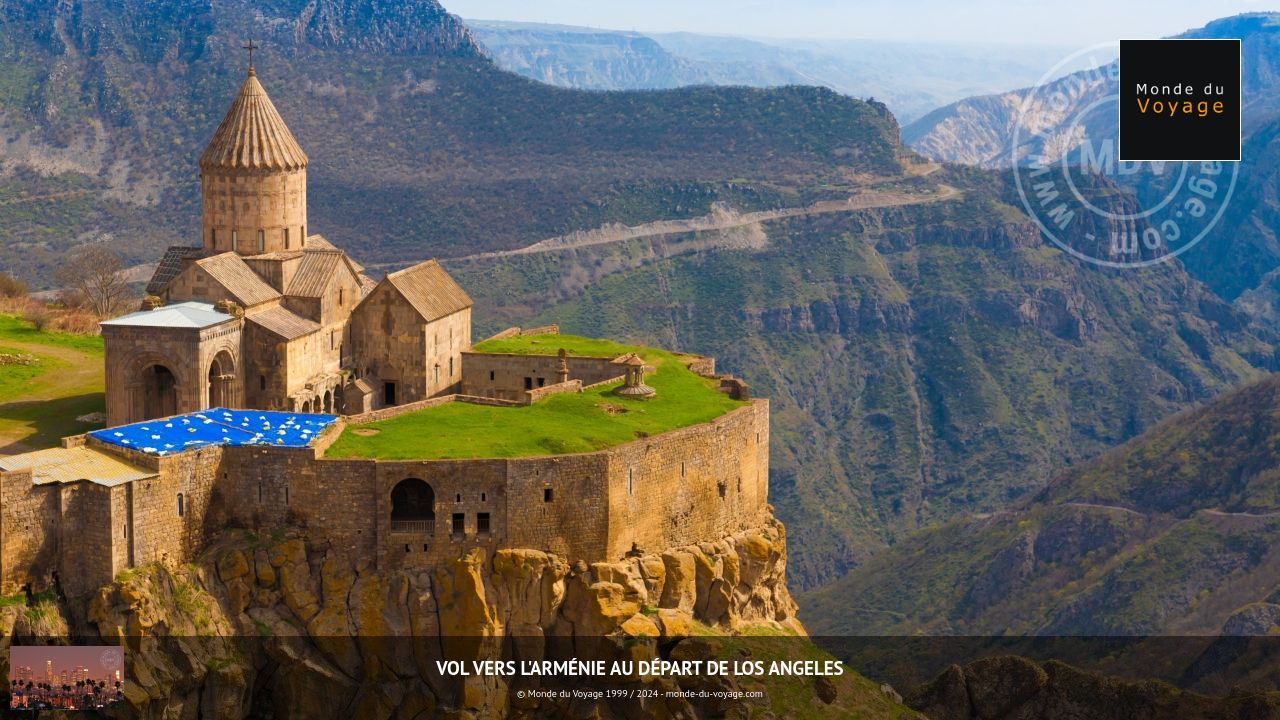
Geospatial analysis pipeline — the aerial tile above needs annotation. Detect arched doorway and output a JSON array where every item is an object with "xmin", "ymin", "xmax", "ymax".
[
  {"xmin": 322, "ymin": 389, "xmax": 333, "ymax": 414},
  {"xmin": 390, "ymin": 478, "xmax": 435, "ymax": 534},
  {"xmin": 208, "ymin": 351, "xmax": 235, "ymax": 408},
  {"xmin": 301, "ymin": 399, "xmax": 312, "ymax": 413},
  {"xmin": 333, "ymin": 384, "xmax": 346, "ymax": 415},
  {"xmin": 141, "ymin": 364, "xmax": 177, "ymax": 419}
]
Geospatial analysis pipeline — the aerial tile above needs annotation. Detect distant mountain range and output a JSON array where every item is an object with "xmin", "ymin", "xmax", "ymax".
[
  {"xmin": 468, "ymin": 19, "xmax": 1084, "ymax": 124},
  {"xmin": 803, "ymin": 368, "xmax": 1280, "ymax": 638},
  {"xmin": 904, "ymin": 13, "xmax": 1280, "ymax": 166}
]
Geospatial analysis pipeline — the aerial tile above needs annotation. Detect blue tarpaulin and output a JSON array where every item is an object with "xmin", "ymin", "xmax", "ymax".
[{"xmin": 89, "ymin": 408, "xmax": 338, "ymax": 456}]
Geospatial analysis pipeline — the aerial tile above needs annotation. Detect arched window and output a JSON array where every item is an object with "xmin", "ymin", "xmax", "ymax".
[
  {"xmin": 256, "ymin": 229, "xmax": 265, "ymax": 253},
  {"xmin": 177, "ymin": 493, "xmax": 185, "ymax": 517},
  {"xmin": 390, "ymin": 478, "xmax": 435, "ymax": 534}
]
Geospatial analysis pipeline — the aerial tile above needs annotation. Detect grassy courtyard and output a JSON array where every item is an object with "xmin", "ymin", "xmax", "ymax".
[
  {"xmin": 325, "ymin": 335, "xmax": 743, "ymax": 460},
  {"xmin": 0, "ymin": 314, "xmax": 105, "ymax": 454}
]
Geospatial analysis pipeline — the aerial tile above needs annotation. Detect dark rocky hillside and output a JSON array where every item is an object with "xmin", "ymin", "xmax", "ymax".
[
  {"xmin": 449, "ymin": 172, "xmax": 1280, "ymax": 591},
  {"xmin": 0, "ymin": 0, "xmax": 901, "ymax": 287},
  {"xmin": 802, "ymin": 368, "xmax": 1280, "ymax": 637}
]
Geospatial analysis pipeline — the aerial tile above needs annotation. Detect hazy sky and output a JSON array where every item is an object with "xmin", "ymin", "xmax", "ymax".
[{"xmin": 441, "ymin": 1, "xmax": 1275, "ymax": 46}]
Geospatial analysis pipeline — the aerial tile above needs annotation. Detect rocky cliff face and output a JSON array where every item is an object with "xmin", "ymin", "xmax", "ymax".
[{"xmin": 59, "ymin": 520, "xmax": 808, "ymax": 718}]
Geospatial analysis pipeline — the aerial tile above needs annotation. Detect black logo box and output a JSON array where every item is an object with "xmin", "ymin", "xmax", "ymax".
[{"xmin": 1118, "ymin": 38, "xmax": 1240, "ymax": 162}]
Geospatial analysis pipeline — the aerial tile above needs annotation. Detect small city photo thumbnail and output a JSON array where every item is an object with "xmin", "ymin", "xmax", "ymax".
[{"xmin": 7, "ymin": 645, "xmax": 124, "ymax": 711}]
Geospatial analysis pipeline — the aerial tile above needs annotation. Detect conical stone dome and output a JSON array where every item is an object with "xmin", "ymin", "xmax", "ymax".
[{"xmin": 199, "ymin": 69, "xmax": 309, "ymax": 172}]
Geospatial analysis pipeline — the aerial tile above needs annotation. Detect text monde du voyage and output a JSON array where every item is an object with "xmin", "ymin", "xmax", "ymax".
[{"xmin": 1134, "ymin": 82, "xmax": 1229, "ymax": 118}]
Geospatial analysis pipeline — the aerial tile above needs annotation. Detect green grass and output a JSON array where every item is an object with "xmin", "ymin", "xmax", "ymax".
[
  {"xmin": 0, "ymin": 345, "xmax": 47, "ymax": 402},
  {"xmin": 326, "ymin": 335, "xmax": 743, "ymax": 460},
  {"xmin": 473, "ymin": 334, "xmax": 641, "ymax": 358},
  {"xmin": 0, "ymin": 314, "xmax": 105, "ymax": 450},
  {"xmin": 0, "ymin": 315, "xmax": 104, "ymax": 353}
]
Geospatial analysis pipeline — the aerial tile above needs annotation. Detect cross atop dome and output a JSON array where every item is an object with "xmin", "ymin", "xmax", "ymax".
[{"xmin": 243, "ymin": 39, "xmax": 258, "ymax": 74}]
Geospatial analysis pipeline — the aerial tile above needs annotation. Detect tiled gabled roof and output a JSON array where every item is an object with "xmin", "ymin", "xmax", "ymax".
[
  {"xmin": 146, "ymin": 246, "xmax": 208, "ymax": 296},
  {"xmin": 199, "ymin": 69, "xmax": 309, "ymax": 172},
  {"xmin": 195, "ymin": 253, "xmax": 281, "ymax": 307},
  {"xmin": 246, "ymin": 305, "xmax": 320, "ymax": 340},
  {"xmin": 383, "ymin": 260, "xmax": 473, "ymax": 322},
  {"xmin": 286, "ymin": 250, "xmax": 343, "ymax": 298}
]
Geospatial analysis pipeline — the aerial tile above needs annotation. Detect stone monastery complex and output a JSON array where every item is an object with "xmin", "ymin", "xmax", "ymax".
[{"xmin": 0, "ymin": 67, "xmax": 769, "ymax": 603}]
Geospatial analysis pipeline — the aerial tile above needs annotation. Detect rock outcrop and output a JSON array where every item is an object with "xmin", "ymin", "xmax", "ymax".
[{"xmin": 71, "ymin": 519, "xmax": 802, "ymax": 719}]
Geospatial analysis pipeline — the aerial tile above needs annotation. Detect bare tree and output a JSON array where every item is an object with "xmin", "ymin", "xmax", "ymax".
[{"xmin": 55, "ymin": 245, "xmax": 130, "ymax": 318}]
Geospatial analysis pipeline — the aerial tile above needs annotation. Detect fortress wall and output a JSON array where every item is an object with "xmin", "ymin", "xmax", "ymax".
[
  {"xmin": 0, "ymin": 470, "xmax": 58, "ymax": 595},
  {"xmin": 603, "ymin": 401, "xmax": 770, "ymax": 560},
  {"xmin": 219, "ymin": 446, "xmax": 330, "ymax": 529},
  {"xmin": 505, "ymin": 454, "xmax": 611, "ymax": 560},
  {"xmin": 460, "ymin": 353, "xmax": 625, "ymax": 401},
  {"xmin": 57, "ymin": 482, "xmax": 116, "ymax": 596},
  {"xmin": 128, "ymin": 447, "xmax": 224, "ymax": 567},
  {"xmin": 374, "ymin": 460, "xmax": 508, "ymax": 569}
]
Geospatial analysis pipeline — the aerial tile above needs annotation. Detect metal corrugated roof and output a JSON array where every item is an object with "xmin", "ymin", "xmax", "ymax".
[
  {"xmin": 195, "ymin": 253, "xmax": 281, "ymax": 307},
  {"xmin": 247, "ymin": 305, "xmax": 320, "ymax": 340},
  {"xmin": 101, "ymin": 301, "xmax": 233, "ymax": 329},
  {"xmin": 0, "ymin": 446, "xmax": 156, "ymax": 487},
  {"xmin": 384, "ymin": 260, "xmax": 473, "ymax": 322}
]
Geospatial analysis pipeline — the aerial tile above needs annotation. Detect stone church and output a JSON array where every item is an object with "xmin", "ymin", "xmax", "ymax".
[{"xmin": 102, "ymin": 65, "xmax": 472, "ymax": 426}]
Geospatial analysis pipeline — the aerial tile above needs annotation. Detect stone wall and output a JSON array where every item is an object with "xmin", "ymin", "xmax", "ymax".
[
  {"xmin": 2, "ymin": 396, "xmax": 769, "ymax": 599},
  {"xmin": 459, "ymin": 352, "xmax": 624, "ymax": 401},
  {"xmin": 0, "ymin": 470, "xmax": 57, "ymax": 595},
  {"xmin": 201, "ymin": 167, "xmax": 307, "ymax": 255},
  {"xmin": 348, "ymin": 286, "xmax": 470, "ymax": 407},
  {"xmin": 603, "ymin": 402, "xmax": 769, "ymax": 559},
  {"xmin": 102, "ymin": 320, "xmax": 244, "ymax": 426}
]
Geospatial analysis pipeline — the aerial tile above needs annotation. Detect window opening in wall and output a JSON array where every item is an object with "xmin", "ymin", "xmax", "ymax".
[
  {"xmin": 489, "ymin": 371, "xmax": 495, "ymax": 381},
  {"xmin": 718, "ymin": 482, "xmax": 726, "ymax": 499},
  {"xmin": 211, "ymin": 228, "xmax": 217, "ymax": 248},
  {"xmin": 177, "ymin": 493, "xmax": 185, "ymax": 517},
  {"xmin": 481, "ymin": 492, "xmax": 486, "ymax": 502},
  {"xmin": 537, "ymin": 377, "xmax": 545, "ymax": 387},
  {"xmin": 434, "ymin": 365, "xmax": 440, "ymax": 385},
  {"xmin": 123, "ymin": 523, "xmax": 127, "ymax": 539},
  {"xmin": 232, "ymin": 230, "xmax": 238, "ymax": 247},
  {"xmin": 259, "ymin": 375, "xmax": 267, "ymax": 391},
  {"xmin": 423, "ymin": 544, "xmax": 429, "ymax": 552},
  {"xmin": 384, "ymin": 381, "xmax": 397, "ymax": 406},
  {"xmin": 455, "ymin": 493, "xmax": 462, "ymax": 503},
  {"xmin": 628, "ymin": 468, "xmax": 634, "ymax": 496},
  {"xmin": 452, "ymin": 513, "xmax": 465, "ymax": 535},
  {"xmin": 681, "ymin": 462, "xmax": 686, "ymax": 478},
  {"xmin": 544, "ymin": 488, "xmax": 553, "ymax": 502},
  {"xmin": 257, "ymin": 229, "xmax": 265, "ymax": 252},
  {"xmin": 284, "ymin": 228, "xmax": 290, "ymax": 249},
  {"xmin": 737, "ymin": 476, "xmax": 742, "ymax": 493},
  {"xmin": 405, "ymin": 544, "xmax": 410, "ymax": 553},
  {"xmin": 338, "ymin": 288, "xmax": 344, "ymax": 306},
  {"xmin": 285, "ymin": 485, "xmax": 290, "ymax": 505},
  {"xmin": 477, "ymin": 513, "xmax": 490, "ymax": 534},
  {"xmin": 450, "ymin": 358, "xmax": 455, "ymax": 377},
  {"xmin": 524, "ymin": 377, "xmax": 533, "ymax": 390}
]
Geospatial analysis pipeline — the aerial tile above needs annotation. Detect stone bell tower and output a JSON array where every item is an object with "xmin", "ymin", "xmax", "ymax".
[{"xmin": 199, "ymin": 60, "xmax": 309, "ymax": 256}]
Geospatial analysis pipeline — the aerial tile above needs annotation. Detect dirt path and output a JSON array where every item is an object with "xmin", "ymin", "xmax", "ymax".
[
  {"xmin": 448, "ymin": 184, "xmax": 961, "ymax": 263},
  {"xmin": 0, "ymin": 339, "xmax": 101, "ymax": 400},
  {"xmin": 364, "ymin": 179, "xmax": 962, "ymax": 272}
]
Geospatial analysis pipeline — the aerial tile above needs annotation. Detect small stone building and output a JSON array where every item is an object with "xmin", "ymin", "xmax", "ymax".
[{"xmin": 102, "ymin": 66, "xmax": 472, "ymax": 426}]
